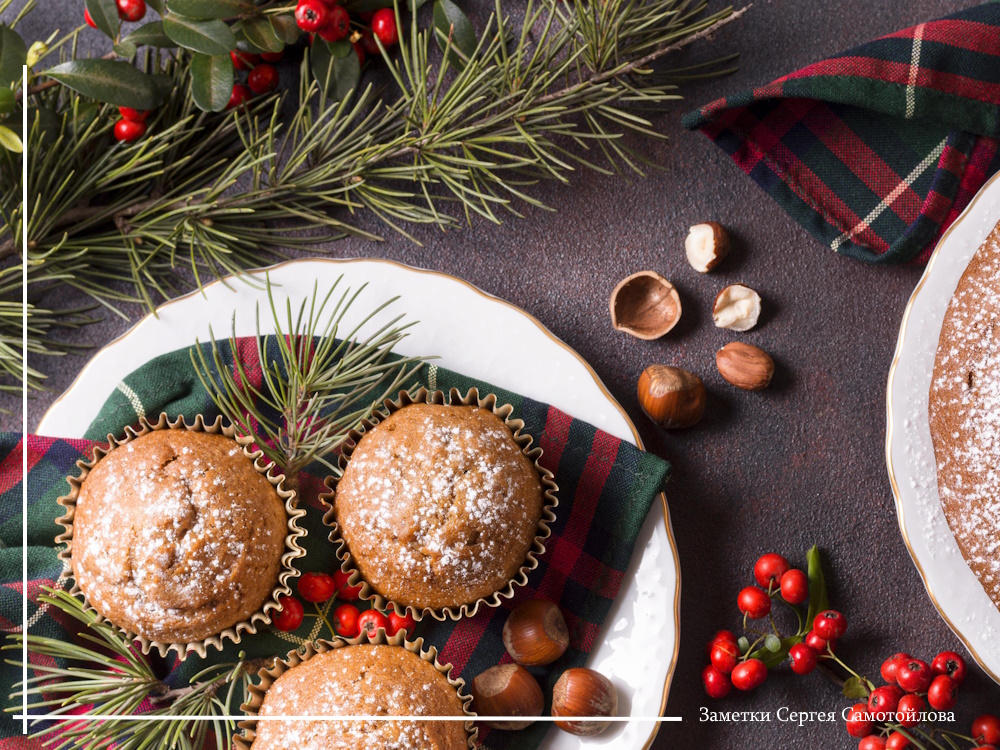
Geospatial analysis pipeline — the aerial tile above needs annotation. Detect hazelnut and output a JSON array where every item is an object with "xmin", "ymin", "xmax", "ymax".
[
  {"xmin": 716, "ymin": 342, "xmax": 774, "ymax": 391},
  {"xmin": 471, "ymin": 664, "xmax": 544, "ymax": 730},
  {"xmin": 551, "ymin": 667, "xmax": 618, "ymax": 736},
  {"xmin": 503, "ymin": 599, "xmax": 569, "ymax": 667},
  {"xmin": 609, "ymin": 271, "xmax": 682, "ymax": 340},
  {"xmin": 712, "ymin": 284, "xmax": 762, "ymax": 332},
  {"xmin": 685, "ymin": 222, "xmax": 730, "ymax": 273},
  {"xmin": 637, "ymin": 365, "xmax": 707, "ymax": 429}
]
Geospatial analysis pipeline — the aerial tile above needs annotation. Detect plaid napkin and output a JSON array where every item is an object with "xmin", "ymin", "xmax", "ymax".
[
  {"xmin": 683, "ymin": 2, "xmax": 1000, "ymax": 264},
  {"xmin": 0, "ymin": 337, "xmax": 671, "ymax": 749}
]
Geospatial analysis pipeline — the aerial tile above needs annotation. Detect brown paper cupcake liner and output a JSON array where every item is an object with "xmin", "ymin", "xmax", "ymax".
[
  {"xmin": 234, "ymin": 630, "xmax": 478, "ymax": 750},
  {"xmin": 319, "ymin": 386, "xmax": 559, "ymax": 622},
  {"xmin": 54, "ymin": 413, "xmax": 308, "ymax": 661}
]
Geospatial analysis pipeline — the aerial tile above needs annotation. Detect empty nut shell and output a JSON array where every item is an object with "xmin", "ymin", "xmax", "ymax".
[
  {"xmin": 716, "ymin": 342, "xmax": 775, "ymax": 391},
  {"xmin": 551, "ymin": 667, "xmax": 618, "ymax": 736},
  {"xmin": 503, "ymin": 599, "xmax": 570, "ymax": 667},
  {"xmin": 471, "ymin": 664, "xmax": 544, "ymax": 730},
  {"xmin": 609, "ymin": 271, "xmax": 682, "ymax": 340}
]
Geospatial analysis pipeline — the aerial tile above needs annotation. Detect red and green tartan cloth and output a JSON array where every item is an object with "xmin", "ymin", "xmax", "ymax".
[
  {"xmin": 683, "ymin": 1, "xmax": 1000, "ymax": 264},
  {"xmin": 0, "ymin": 337, "xmax": 671, "ymax": 749}
]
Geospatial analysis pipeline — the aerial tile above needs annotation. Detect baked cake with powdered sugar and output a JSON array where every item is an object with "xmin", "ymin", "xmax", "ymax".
[
  {"xmin": 250, "ymin": 644, "xmax": 469, "ymax": 749},
  {"xmin": 71, "ymin": 429, "xmax": 289, "ymax": 643},
  {"xmin": 929, "ymin": 218, "xmax": 1000, "ymax": 610},
  {"xmin": 333, "ymin": 403, "xmax": 545, "ymax": 611}
]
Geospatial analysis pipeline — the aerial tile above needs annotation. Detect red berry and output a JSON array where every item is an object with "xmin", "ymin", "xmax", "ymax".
[
  {"xmin": 226, "ymin": 83, "xmax": 253, "ymax": 110},
  {"xmin": 230, "ymin": 50, "xmax": 261, "ymax": 71},
  {"xmin": 896, "ymin": 694, "xmax": 924, "ymax": 729},
  {"xmin": 371, "ymin": 7, "xmax": 399, "ymax": 46},
  {"xmin": 880, "ymin": 652, "xmax": 911, "ymax": 685},
  {"xmin": 318, "ymin": 5, "xmax": 350, "ymax": 42},
  {"xmin": 116, "ymin": 0, "xmax": 146, "ymax": 22},
  {"xmin": 974, "ymin": 715, "xmax": 1000, "ymax": 745},
  {"xmin": 868, "ymin": 685, "xmax": 903, "ymax": 715},
  {"xmin": 248, "ymin": 63, "xmax": 279, "ymax": 95},
  {"xmin": 271, "ymin": 595, "xmax": 304, "ymax": 631},
  {"xmin": 926, "ymin": 675, "xmax": 957, "ymax": 711},
  {"xmin": 333, "ymin": 603, "xmax": 360, "ymax": 637},
  {"xmin": 333, "ymin": 569, "xmax": 362, "ymax": 601},
  {"xmin": 710, "ymin": 640, "xmax": 740, "ymax": 675},
  {"xmin": 113, "ymin": 118, "xmax": 146, "ymax": 143},
  {"xmin": 929, "ymin": 650, "xmax": 966, "ymax": 686},
  {"xmin": 357, "ymin": 609, "xmax": 389, "ymax": 639},
  {"xmin": 859, "ymin": 736, "xmax": 887, "ymax": 750},
  {"xmin": 845, "ymin": 704, "xmax": 873, "ymax": 738},
  {"xmin": 896, "ymin": 659, "xmax": 931, "ymax": 694},
  {"xmin": 788, "ymin": 643, "xmax": 817, "ymax": 675},
  {"xmin": 779, "ymin": 568, "xmax": 808, "ymax": 604},
  {"xmin": 702, "ymin": 665, "xmax": 731, "ymax": 699},
  {"xmin": 804, "ymin": 630, "xmax": 836, "ymax": 658},
  {"xmin": 753, "ymin": 553, "xmax": 790, "ymax": 590},
  {"xmin": 706, "ymin": 629, "xmax": 737, "ymax": 658},
  {"xmin": 118, "ymin": 107, "xmax": 150, "ymax": 123},
  {"xmin": 353, "ymin": 41, "xmax": 365, "ymax": 65},
  {"xmin": 298, "ymin": 571, "xmax": 337, "ymax": 603},
  {"xmin": 737, "ymin": 586, "xmax": 772, "ymax": 619},
  {"xmin": 813, "ymin": 610, "xmax": 847, "ymax": 640},
  {"xmin": 386, "ymin": 609, "xmax": 416, "ymax": 638},
  {"xmin": 84, "ymin": 8, "xmax": 98, "ymax": 28},
  {"xmin": 730, "ymin": 659, "xmax": 766, "ymax": 691},
  {"xmin": 885, "ymin": 732, "xmax": 911, "ymax": 750},
  {"xmin": 261, "ymin": 50, "xmax": 284, "ymax": 62},
  {"xmin": 360, "ymin": 29, "xmax": 379, "ymax": 55},
  {"xmin": 295, "ymin": 0, "xmax": 329, "ymax": 33}
]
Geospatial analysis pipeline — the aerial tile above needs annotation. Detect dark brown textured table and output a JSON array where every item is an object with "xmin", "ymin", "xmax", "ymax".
[{"xmin": 12, "ymin": 0, "xmax": 1000, "ymax": 746}]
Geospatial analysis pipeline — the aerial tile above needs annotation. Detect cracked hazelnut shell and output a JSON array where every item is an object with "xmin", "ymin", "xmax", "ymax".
[
  {"xmin": 609, "ymin": 271, "xmax": 682, "ymax": 340},
  {"xmin": 685, "ymin": 222, "xmax": 730, "ymax": 273}
]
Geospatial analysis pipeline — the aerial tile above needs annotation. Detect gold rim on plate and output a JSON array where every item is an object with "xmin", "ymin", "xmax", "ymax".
[
  {"xmin": 885, "ymin": 168, "xmax": 1000, "ymax": 685},
  {"xmin": 39, "ymin": 256, "xmax": 681, "ymax": 748}
]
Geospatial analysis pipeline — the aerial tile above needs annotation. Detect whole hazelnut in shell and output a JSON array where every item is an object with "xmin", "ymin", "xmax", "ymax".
[
  {"xmin": 503, "ymin": 599, "xmax": 570, "ymax": 667},
  {"xmin": 551, "ymin": 667, "xmax": 618, "ymax": 736},
  {"xmin": 471, "ymin": 664, "xmax": 544, "ymax": 730},
  {"xmin": 637, "ymin": 365, "xmax": 707, "ymax": 429}
]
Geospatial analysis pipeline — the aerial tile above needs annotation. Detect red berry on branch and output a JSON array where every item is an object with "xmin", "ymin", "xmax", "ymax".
[
  {"xmin": 84, "ymin": 8, "xmax": 98, "ymax": 28},
  {"xmin": 118, "ymin": 106, "xmax": 150, "ymax": 123},
  {"xmin": 926, "ymin": 675, "xmax": 957, "ymax": 711},
  {"xmin": 371, "ymin": 8, "xmax": 399, "ymax": 46},
  {"xmin": 357, "ymin": 609, "xmax": 389, "ymax": 639},
  {"xmin": 896, "ymin": 694, "xmax": 924, "ymax": 729},
  {"xmin": 333, "ymin": 603, "xmax": 361, "ymax": 637},
  {"xmin": 360, "ymin": 29, "xmax": 379, "ymax": 55},
  {"xmin": 261, "ymin": 50, "xmax": 284, "ymax": 62},
  {"xmin": 788, "ymin": 643, "xmax": 817, "ymax": 675},
  {"xmin": 318, "ymin": 5, "xmax": 351, "ymax": 42},
  {"xmin": 730, "ymin": 659, "xmax": 766, "ymax": 691},
  {"xmin": 298, "ymin": 571, "xmax": 337, "ymax": 602},
  {"xmin": 333, "ymin": 569, "xmax": 362, "ymax": 601},
  {"xmin": 737, "ymin": 586, "xmax": 771, "ymax": 619},
  {"xmin": 230, "ymin": 50, "xmax": 260, "ymax": 71},
  {"xmin": 248, "ymin": 63, "xmax": 279, "ymax": 95},
  {"xmin": 702, "ymin": 665, "xmax": 731, "ymax": 699},
  {"xmin": 710, "ymin": 640, "xmax": 739, "ymax": 675},
  {"xmin": 804, "ymin": 630, "xmax": 836, "ymax": 658},
  {"xmin": 113, "ymin": 118, "xmax": 146, "ymax": 143},
  {"xmin": 880, "ymin": 652, "xmax": 911, "ymax": 685},
  {"xmin": 929, "ymin": 650, "xmax": 966, "ymax": 686},
  {"xmin": 226, "ymin": 83, "xmax": 253, "ymax": 109},
  {"xmin": 753, "ymin": 553, "xmax": 790, "ymax": 590},
  {"xmin": 896, "ymin": 659, "xmax": 931, "ymax": 694},
  {"xmin": 386, "ymin": 609, "xmax": 416, "ymax": 638},
  {"xmin": 974, "ymin": 715, "xmax": 1000, "ymax": 745},
  {"xmin": 868, "ymin": 685, "xmax": 903, "ymax": 715},
  {"xmin": 885, "ymin": 732, "xmax": 911, "ymax": 750},
  {"xmin": 779, "ymin": 568, "xmax": 808, "ymax": 604},
  {"xmin": 845, "ymin": 704, "xmax": 874, "ymax": 738},
  {"xmin": 116, "ymin": 0, "xmax": 146, "ymax": 23},
  {"xmin": 296, "ymin": 0, "xmax": 329, "ymax": 33},
  {"xmin": 271, "ymin": 595, "xmax": 304, "ymax": 631},
  {"xmin": 812, "ymin": 610, "xmax": 847, "ymax": 640},
  {"xmin": 858, "ymin": 736, "xmax": 887, "ymax": 750}
]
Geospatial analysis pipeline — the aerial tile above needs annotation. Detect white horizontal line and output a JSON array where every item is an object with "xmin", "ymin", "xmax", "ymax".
[{"xmin": 15, "ymin": 714, "xmax": 682, "ymax": 723}]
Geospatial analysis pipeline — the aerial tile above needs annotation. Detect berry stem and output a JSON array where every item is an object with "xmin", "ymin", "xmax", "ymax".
[
  {"xmin": 815, "ymin": 662, "xmax": 846, "ymax": 689},
  {"xmin": 314, "ymin": 602, "xmax": 336, "ymax": 637}
]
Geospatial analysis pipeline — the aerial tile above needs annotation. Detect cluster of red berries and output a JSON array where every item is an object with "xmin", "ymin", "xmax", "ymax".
[
  {"xmin": 296, "ymin": 0, "xmax": 399, "ymax": 65},
  {"xmin": 85, "ymin": 0, "xmax": 147, "ymax": 27},
  {"xmin": 271, "ymin": 569, "xmax": 416, "ymax": 641},
  {"xmin": 227, "ymin": 49, "xmax": 283, "ymax": 110}
]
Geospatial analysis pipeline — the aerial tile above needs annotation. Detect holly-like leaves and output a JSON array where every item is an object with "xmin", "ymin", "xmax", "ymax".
[
  {"xmin": 0, "ymin": 123, "xmax": 22, "ymax": 153},
  {"xmin": 240, "ymin": 17, "xmax": 284, "ymax": 53},
  {"xmin": 432, "ymin": 0, "xmax": 476, "ymax": 68},
  {"xmin": 190, "ymin": 53, "xmax": 234, "ymax": 112},
  {"xmin": 85, "ymin": 0, "xmax": 121, "ymax": 40},
  {"xmin": 45, "ymin": 59, "xmax": 171, "ymax": 109},
  {"xmin": 0, "ymin": 25, "xmax": 27, "ymax": 87},
  {"xmin": 311, "ymin": 40, "xmax": 360, "ymax": 102},
  {"xmin": 805, "ymin": 545, "xmax": 830, "ymax": 630},
  {"xmin": 163, "ymin": 14, "xmax": 236, "ymax": 56}
]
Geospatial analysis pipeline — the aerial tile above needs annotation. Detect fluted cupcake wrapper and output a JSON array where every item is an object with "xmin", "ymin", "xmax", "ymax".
[
  {"xmin": 319, "ymin": 386, "xmax": 559, "ymax": 623},
  {"xmin": 54, "ymin": 413, "xmax": 308, "ymax": 661},
  {"xmin": 235, "ymin": 630, "xmax": 479, "ymax": 750}
]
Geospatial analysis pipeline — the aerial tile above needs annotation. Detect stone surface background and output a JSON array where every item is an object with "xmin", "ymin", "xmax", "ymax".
[{"xmin": 10, "ymin": 0, "xmax": 1000, "ymax": 746}]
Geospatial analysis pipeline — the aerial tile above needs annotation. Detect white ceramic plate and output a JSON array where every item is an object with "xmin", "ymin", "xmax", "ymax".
[
  {"xmin": 887, "ymin": 170, "xmax": 1000, "ymax": 685},
  {"xmin": 38, "ymin": 258, "xmax": 680, "ymax": 749}
]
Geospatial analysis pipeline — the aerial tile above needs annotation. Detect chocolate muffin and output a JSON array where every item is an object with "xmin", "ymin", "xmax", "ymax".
[
  {"xmin": 929, "ymin": 218, "xmax": 1000, "ymax": 609},
  {"xmin": 333, "ymin": 402, "xmax": 545, "ymax": 611},
  {"xmin": 250, "ymin": 644, "xmax": 470, "ymax": 750},
  {"xmin": 70, "ymin": 429, "xmax": 289, "ymax": 643}
]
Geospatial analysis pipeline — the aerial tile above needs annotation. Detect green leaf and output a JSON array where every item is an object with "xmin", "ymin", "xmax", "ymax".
[
  {"xmin": 45, "ymin": 59, "xmax": 170, "ymax": 109},
  {"xmin": 736, "ymin": 636, "xmax": 749, "ymax": 654},
  {"xmin": 270, "ymin": 14, "xmax": 301, "ymax": 46},
  {"xmin": 0, "ymin": 124, "xmax": 22, "ymax": 152},
  {"xmin": 241, "ymin": 17, "xmax": 284, "ymax": 53},
  {"xmin": 764, "ymin": 634, "xmax": 781, "ymax": 653},
  {"xmin": 86, "ymin": 0, "xmax": 121, "ymax": 39},
  {"xmin": 122, "ymin": 21, "xmax": 177, "ymax": 48},
  {"xmin": 163, "ymin": 15, "xmax": 236, "ymax": 56},
  {"xmin": 189, "ymin": 53, "xmax": 234, "ymax": 112},
  {"xmin": 0, "ymin": 25, "xmax": 28, "ymax": 86},
  {"xmin": 146, "ymin": 0, "xmax": 165, "ymax": 12},
  {"xmin": 804, "ymin": 545, "xmax": 830, "ymax": 631},
  {"xmin": 843, "ymin": 676, "xmax": 869, "ymax": 700},
  {"xmin": 0, "ymin": 88, "xmax": 13, "ymax": 114},
  {"xmin": 166, "ymin": 0, "xmax": 250, "ymax": 19},
  {"xmin": 433, "ymin": 0, "xmax": 476, "ymax": 67},
  {"xmin": 310, "ymin": 42, "xmax": 360, "ymax": 102}
]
